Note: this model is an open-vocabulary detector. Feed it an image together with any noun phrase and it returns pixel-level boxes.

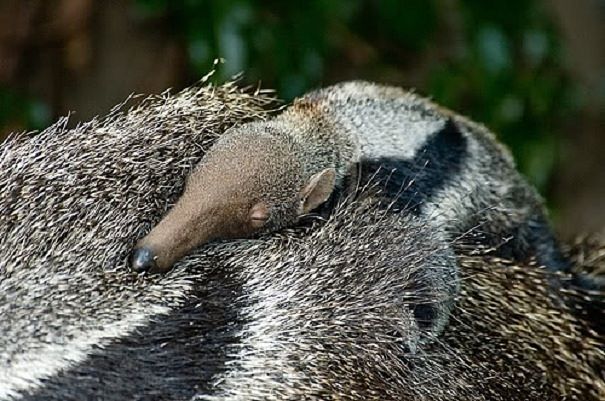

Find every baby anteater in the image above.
[131,81,565,273]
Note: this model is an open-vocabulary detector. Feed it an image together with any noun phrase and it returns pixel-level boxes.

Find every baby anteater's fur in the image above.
[132,81,566,274]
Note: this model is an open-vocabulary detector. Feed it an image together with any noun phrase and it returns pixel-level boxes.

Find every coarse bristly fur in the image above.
[133,81,567,278]
[0,75,603,401]
[130,79,569,345]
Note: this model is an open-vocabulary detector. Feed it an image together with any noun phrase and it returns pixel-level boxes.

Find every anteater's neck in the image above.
[275,102,359,187]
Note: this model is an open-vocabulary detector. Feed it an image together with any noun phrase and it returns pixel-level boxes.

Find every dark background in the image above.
[0,0,603,238]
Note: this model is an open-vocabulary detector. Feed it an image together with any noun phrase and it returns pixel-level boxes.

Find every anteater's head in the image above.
[130,122,336,273]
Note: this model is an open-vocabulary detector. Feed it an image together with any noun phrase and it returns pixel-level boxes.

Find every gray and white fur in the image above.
[0,80,603,401]
[132,81,566,276]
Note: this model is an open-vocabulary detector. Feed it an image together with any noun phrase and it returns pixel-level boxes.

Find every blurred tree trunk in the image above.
[58,0,187,121]
[1,0,186,132]
[548,0,605,238]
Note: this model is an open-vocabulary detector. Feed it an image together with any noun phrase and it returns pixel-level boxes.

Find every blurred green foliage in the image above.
[0,87,51,139]
[0,0,576,199]
[430,0,576,190]
[136,0,577,193]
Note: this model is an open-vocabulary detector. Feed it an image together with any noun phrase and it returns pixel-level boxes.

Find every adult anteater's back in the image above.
[0,78,602,401]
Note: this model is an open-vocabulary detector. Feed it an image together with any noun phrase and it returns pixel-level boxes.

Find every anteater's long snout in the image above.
[129,225,213,274]
[129,195,243,274]
[129,215,215,274]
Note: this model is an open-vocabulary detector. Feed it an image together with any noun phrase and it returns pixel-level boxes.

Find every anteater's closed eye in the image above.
[249,202,270,228]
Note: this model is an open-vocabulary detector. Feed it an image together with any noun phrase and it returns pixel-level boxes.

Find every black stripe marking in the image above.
[23,273,245,401]
[357,118,468,215]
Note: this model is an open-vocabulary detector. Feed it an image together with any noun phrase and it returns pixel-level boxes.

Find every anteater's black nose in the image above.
[130,247,157,273]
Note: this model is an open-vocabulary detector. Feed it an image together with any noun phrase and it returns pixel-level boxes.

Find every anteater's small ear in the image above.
[300,168,336,214]
[249,202,270,229]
